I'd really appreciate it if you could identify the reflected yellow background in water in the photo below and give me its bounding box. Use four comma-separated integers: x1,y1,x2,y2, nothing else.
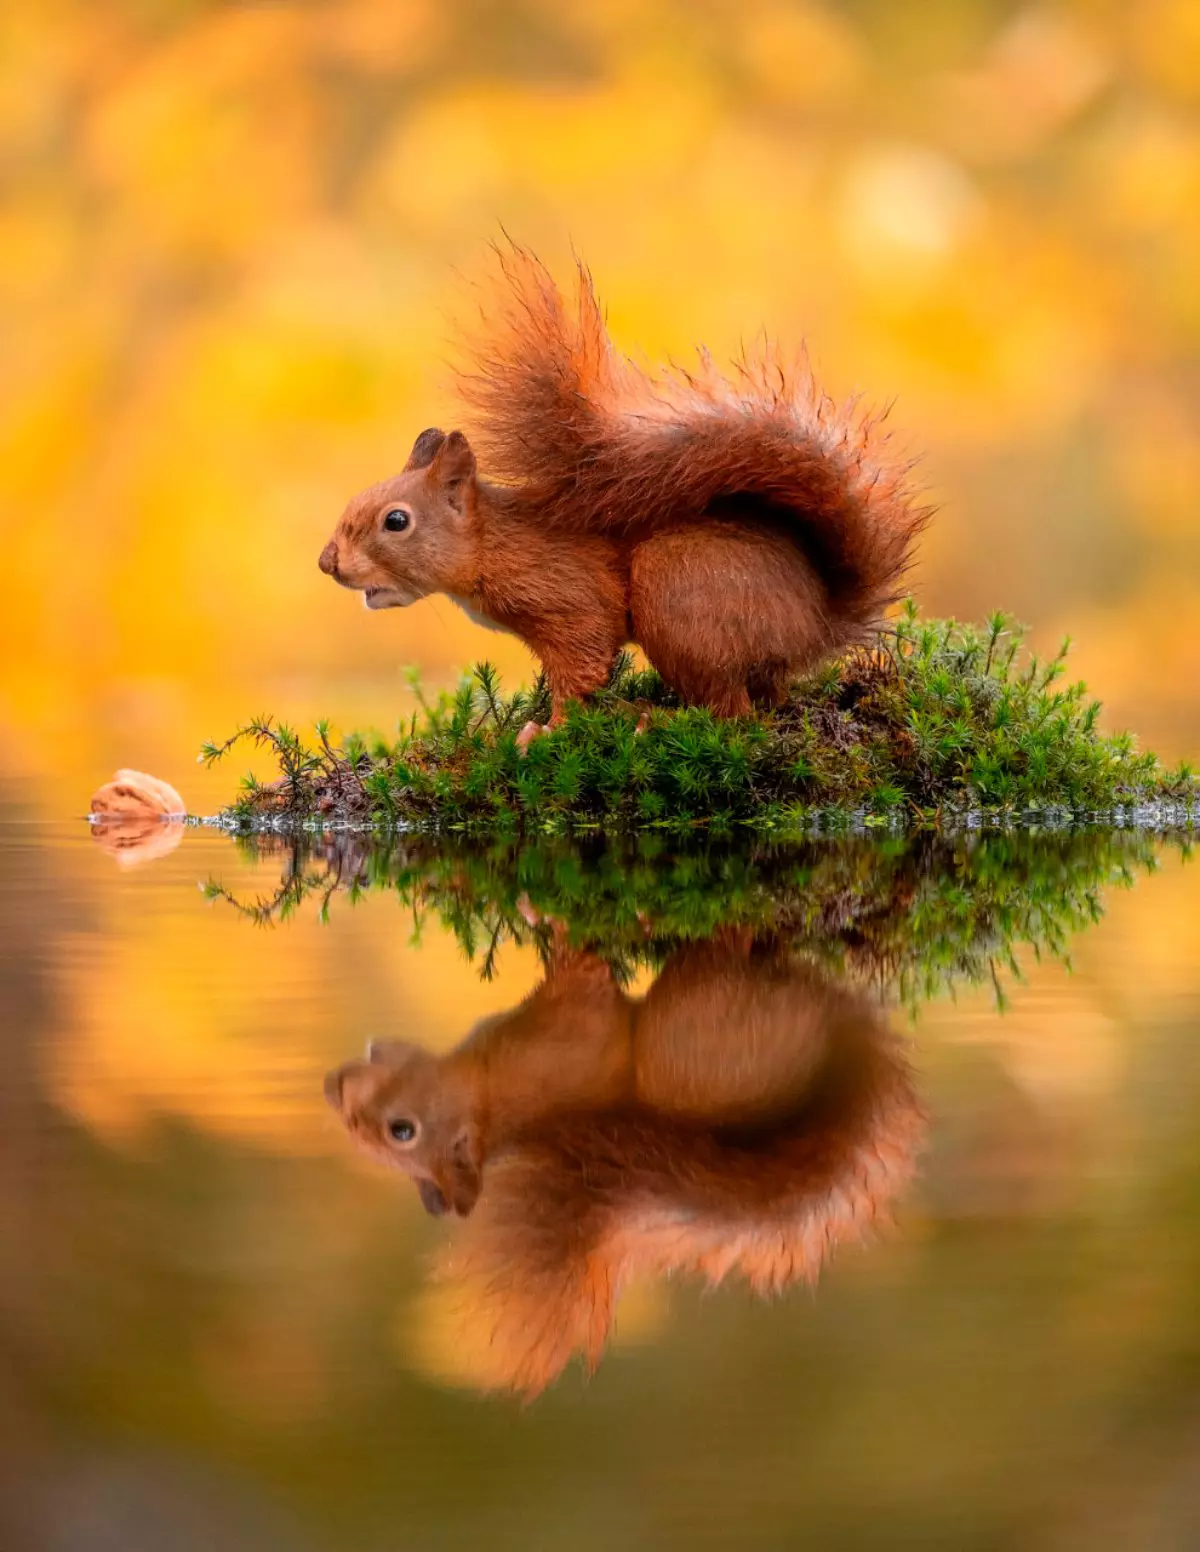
4,822,1200,1548
2,0,1199,817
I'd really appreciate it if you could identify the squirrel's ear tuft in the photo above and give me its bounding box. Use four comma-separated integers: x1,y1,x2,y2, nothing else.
404,427,447,470
428,429,477,513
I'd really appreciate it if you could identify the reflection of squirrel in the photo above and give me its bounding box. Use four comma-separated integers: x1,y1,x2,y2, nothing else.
326,929,922,1397
319,247,928,724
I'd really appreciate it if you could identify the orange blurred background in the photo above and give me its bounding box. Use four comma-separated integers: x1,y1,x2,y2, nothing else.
1,0,1198,812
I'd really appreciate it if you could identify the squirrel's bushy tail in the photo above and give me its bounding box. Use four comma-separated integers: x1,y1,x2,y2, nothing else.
456,244,930,639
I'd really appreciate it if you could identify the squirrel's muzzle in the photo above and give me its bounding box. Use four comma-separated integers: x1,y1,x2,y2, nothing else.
318,541,338,577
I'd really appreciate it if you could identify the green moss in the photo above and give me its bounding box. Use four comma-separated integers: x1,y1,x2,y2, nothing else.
204,607,1197,831
205,826,1189,1012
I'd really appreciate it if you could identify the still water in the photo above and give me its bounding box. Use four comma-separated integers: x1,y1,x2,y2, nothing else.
3,801,1200,1550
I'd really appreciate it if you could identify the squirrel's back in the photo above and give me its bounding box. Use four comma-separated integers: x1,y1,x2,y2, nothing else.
456,245,930,639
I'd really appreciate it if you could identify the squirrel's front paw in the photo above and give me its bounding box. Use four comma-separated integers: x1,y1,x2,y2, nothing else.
515,720,549,752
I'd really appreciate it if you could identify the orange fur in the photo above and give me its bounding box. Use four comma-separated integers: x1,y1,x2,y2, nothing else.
327,932,923,1397
319,246,930,719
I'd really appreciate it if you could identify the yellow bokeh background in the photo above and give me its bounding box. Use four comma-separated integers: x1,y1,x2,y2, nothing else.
1,0,1198,815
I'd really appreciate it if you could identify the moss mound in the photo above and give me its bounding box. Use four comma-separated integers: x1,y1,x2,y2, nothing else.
204,607,1196,831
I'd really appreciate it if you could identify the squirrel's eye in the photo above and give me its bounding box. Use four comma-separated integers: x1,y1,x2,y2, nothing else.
388,1118,417,1143
383,508,410,533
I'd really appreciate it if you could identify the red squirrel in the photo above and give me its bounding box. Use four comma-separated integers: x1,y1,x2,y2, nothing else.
325,930,922,1396
318,246,927,732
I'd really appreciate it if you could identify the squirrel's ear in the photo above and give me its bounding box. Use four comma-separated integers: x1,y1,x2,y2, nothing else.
324,1059,368,1113
427,429,476,514
404,427,447,471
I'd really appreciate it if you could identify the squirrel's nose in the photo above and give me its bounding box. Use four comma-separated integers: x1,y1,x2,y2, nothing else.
318,540,338,577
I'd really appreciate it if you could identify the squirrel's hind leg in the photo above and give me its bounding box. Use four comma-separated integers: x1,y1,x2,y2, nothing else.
746,660,792,709
690,679,754,719
630,526,822,717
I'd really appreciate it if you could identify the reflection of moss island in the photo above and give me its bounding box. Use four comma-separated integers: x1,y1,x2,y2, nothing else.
205,608,1197,830
207,827,1189,1010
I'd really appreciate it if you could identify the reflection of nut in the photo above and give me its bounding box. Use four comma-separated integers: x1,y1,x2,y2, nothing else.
90,768,185,819
90,815,186,868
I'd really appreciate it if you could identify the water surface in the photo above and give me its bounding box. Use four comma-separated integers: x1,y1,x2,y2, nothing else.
3,803,1200,1550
